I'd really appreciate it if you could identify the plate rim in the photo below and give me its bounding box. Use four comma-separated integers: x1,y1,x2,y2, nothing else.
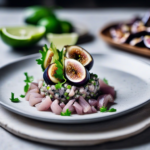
99,22,150,57
0,53,150,124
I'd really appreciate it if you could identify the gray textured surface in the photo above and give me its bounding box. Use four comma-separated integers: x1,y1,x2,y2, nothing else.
0,8,150,150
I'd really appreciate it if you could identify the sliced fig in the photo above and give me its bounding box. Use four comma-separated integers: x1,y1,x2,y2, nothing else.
43,50,54,69
113,33,133,44
64,45,94,71
110,28,123,38
65,59,90,86
43,63,61,84
130,37,144,47
142,11,150,27
131,21,146,36
143,35,150,49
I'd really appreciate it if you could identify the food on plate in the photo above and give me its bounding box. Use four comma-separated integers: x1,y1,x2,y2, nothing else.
109,11,150,49
11,43,116,116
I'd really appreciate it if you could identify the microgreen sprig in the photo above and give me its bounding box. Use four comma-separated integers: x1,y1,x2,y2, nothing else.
61,109,72,116
10,92,20,102
100,106,116,112
103,78,109,85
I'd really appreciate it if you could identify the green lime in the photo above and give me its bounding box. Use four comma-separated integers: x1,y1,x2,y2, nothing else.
60,20,73,33
24,6,55,25
38,17,61,33
47,33,78,49
1,25,46,47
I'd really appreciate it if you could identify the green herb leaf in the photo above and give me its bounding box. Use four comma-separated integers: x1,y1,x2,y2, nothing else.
20,95,25,98
67,85,71,89
36,44,49,71
24,72,34,83
10,92,20,102
24,83,29,93
108,108,116,112
100,106,107,112
103,78,109,85
61,109,72,116
55,82,62,90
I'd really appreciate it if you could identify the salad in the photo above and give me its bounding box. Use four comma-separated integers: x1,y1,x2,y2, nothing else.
11,43,116,116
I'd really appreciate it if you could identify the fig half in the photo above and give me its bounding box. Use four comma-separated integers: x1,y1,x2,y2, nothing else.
143,35,150,49
65,59,90,86
129,37,144,47
43,63,61,84
64,45,94,71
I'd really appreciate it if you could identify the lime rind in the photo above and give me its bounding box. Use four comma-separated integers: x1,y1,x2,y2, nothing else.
1,25,46,47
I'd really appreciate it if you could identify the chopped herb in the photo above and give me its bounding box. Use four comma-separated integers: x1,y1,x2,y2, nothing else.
61,109,72,116
108,108,116,112
94,74,98,78
103,78,109,85
93,82,96,86
100,106,107,112
67,85,71,89
24,83,29,93
24,72,34,83
50,95,53,98
43,82,45,86
64,92,68,96
10,93,20,103
47,86,50,90
66,96,70,100
87,96,90,99
20,95,25,98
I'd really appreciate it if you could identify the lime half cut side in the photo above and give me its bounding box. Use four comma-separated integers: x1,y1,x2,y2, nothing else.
1,25,45,47
47,33,78,50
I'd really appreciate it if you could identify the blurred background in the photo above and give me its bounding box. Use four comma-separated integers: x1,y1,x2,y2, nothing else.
0,0,150,8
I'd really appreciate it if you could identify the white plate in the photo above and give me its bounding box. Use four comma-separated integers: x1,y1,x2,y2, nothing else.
0,54,150,123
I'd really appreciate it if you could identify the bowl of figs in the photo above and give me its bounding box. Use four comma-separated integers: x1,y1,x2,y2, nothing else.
100,11,150,57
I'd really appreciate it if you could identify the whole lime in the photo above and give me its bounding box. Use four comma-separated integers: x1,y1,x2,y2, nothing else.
24,6,55,25
60,20,73,33
38,17,62,33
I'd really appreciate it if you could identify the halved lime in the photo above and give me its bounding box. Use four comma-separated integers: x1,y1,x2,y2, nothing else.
47,33,78,50
1,25,45,47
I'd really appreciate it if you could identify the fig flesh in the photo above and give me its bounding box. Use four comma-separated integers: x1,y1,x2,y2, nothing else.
65,59,90,86
43,63,61,84
64,45,94,71
143,35,150,49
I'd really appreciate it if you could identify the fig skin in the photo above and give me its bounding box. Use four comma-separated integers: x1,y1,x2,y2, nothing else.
43,63,61,85
64,45,94,71
130,37,144,47
65,59,90,86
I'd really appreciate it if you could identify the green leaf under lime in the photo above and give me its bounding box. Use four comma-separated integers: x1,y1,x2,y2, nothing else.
46,33,78,49
24,6,55,25
1,25,46,47
38,17,62,34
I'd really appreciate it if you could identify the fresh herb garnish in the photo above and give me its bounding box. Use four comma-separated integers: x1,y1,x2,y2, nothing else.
24,83,30,93
10,92,20,102
108,108,116,112
20,95,25,98
24,72,34,83
103,78,109,85
61,109,72,116
36,44,49,71
67,85,71,89
21,72,34,96
100,106,117,112
100,106,107,112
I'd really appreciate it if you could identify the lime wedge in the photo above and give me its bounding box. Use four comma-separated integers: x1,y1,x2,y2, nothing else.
46,33,78,50
1,25,45,47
